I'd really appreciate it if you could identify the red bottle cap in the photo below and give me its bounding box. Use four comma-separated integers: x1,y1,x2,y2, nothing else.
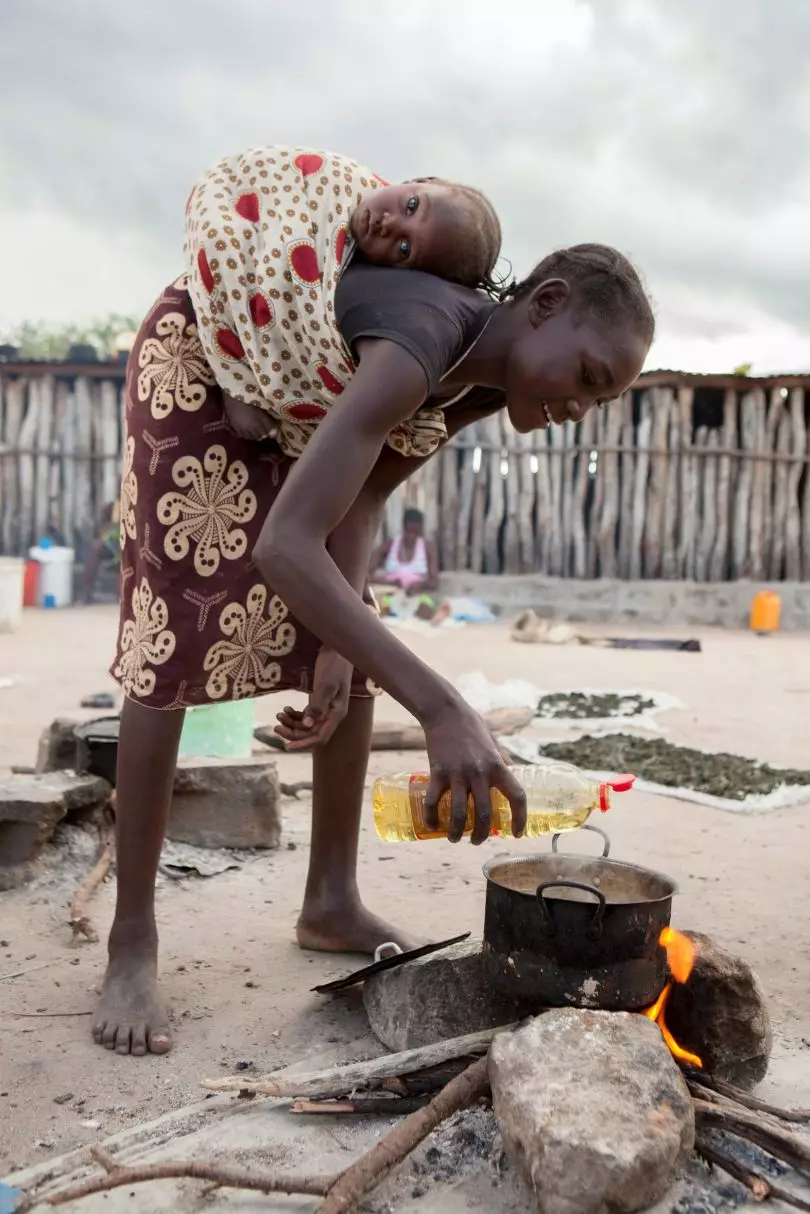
598,774,636,812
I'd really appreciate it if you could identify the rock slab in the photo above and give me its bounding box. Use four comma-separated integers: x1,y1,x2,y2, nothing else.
666,931,772,1090
169,757,281,850
489,1009,694,1214
363,938,533,1051
0,772,111,888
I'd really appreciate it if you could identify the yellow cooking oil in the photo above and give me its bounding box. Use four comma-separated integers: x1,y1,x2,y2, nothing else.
372,761,635,842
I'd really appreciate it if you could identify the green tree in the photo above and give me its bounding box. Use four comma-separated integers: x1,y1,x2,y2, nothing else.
0,314,140,359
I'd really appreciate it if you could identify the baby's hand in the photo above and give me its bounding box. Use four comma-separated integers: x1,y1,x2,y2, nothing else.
223,393,278,442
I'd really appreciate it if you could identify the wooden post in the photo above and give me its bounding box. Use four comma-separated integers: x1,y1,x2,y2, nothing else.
438,444,459,571
470,436,486,574
645,386,670,578
1,377,25,555
515,428,535,572
784,389,806,581
482,413,503,573
73,377,95,554
630,399,652,579
570,410,596,578
454,431,477,572
34,374,55,543
546,423,564,577
677,388,696,578
746,388,769,579
662,396,680,579
595,393,624,579
693,427,717,582
501,416,521,574
618,395,637,579
559,421,576,577
99,379,121,511
770,405,791,580
710,390,737,581
731,392,757,579
533,428,552,573
17,380,38,553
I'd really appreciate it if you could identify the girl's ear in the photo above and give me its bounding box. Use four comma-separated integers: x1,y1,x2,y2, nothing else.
528,277,570,328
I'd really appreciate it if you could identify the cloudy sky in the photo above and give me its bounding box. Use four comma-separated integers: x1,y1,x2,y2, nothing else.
1,0,808,372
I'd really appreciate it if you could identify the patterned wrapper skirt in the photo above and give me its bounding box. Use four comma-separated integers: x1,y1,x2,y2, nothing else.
110,277,373,709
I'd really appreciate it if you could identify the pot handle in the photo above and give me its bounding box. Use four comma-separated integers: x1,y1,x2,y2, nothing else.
536,881,607,941
551,823,611,858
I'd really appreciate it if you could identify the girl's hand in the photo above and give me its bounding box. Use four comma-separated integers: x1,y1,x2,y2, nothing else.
274,648,353,750
423,699,527,845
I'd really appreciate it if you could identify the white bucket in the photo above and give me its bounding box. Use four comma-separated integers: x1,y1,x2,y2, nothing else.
29,546,75,608
0,557,24,632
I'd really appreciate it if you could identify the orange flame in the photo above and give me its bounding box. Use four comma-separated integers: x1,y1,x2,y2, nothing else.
643,927,703,1069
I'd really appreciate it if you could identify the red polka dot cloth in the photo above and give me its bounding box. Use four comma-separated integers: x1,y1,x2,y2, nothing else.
184,146,448,460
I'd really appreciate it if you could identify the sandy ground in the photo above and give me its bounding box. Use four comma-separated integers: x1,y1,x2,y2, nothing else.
0,605,808,1177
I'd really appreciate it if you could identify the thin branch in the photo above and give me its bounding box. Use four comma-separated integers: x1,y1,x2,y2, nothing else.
0,959,63,981
19,1159,334,1210
69,811,115,945
688,1070,810,1125
316,1055,490,1214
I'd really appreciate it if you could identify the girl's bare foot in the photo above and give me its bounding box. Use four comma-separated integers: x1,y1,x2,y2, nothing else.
296,897,420,954
93,932,171,1056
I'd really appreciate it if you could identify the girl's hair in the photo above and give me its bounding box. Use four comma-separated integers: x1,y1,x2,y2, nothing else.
498,243,656,343
412,177,501,290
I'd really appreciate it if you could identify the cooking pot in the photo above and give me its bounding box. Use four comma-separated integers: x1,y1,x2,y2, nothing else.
482,833,676,1011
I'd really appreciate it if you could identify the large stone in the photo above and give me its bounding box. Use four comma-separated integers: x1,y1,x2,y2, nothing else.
0,772,111,888
489,1010,694,1214
169,757,281,850
666,931,772,1090
363,938,532,1051
34,718,81,774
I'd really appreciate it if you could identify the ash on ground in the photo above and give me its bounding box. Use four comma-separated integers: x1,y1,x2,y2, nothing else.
361,1110,796,1213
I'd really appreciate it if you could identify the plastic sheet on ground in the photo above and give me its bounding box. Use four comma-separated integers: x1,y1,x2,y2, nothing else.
500,732,810,815
456,671,682,734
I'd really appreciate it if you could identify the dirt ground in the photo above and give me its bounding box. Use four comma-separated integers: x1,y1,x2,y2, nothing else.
0,605,808,1176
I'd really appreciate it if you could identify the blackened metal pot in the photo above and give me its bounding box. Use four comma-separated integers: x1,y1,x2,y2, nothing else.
481,840,676,1011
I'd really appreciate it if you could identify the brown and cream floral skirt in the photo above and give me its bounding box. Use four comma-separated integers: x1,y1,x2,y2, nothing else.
111,277,373,709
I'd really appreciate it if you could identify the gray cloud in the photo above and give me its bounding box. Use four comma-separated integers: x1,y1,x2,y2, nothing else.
0,0,808,364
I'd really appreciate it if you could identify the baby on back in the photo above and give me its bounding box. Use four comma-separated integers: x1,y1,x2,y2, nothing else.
184,147,502,443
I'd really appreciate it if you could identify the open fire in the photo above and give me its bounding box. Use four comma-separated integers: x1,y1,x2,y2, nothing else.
644,926,703,1068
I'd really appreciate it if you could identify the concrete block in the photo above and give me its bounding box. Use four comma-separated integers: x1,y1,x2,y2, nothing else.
169,757,281,850
0,772,111,889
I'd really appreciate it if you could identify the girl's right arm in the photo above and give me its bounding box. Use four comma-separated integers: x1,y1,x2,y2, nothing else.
254,339,525,844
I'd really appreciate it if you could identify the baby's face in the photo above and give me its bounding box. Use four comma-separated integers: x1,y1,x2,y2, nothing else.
350,182,458,273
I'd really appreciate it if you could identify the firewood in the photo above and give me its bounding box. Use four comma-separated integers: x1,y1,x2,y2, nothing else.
201,1026,511,1099
315,1056,490,1214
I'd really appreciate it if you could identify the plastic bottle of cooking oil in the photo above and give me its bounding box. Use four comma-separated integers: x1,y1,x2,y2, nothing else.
372,761,635,842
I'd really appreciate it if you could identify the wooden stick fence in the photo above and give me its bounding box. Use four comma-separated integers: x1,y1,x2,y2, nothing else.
391,382,810,582
0,365,126,559
1,364,808,580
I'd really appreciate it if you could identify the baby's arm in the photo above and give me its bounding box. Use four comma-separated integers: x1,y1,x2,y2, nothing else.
223,392,278,442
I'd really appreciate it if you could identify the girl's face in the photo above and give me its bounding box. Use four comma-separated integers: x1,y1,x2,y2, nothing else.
504,279,649,433
350,182,458,272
